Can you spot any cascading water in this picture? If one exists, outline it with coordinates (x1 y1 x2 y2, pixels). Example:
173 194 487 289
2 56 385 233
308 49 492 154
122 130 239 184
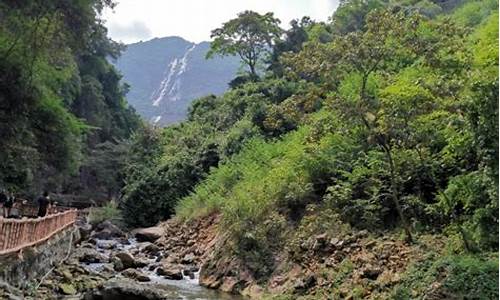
150 44 197 124
81 237 241 300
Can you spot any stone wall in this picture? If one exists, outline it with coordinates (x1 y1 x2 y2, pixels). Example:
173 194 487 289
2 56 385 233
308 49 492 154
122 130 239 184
0 226 80 289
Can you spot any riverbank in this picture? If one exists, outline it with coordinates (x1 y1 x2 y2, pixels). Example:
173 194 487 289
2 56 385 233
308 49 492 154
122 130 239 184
147 212 498 299
0 217 241 299
0 211 496 299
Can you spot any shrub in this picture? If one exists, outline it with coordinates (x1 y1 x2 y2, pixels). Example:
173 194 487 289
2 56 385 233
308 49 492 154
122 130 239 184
88 200 123 227
393 253 499 299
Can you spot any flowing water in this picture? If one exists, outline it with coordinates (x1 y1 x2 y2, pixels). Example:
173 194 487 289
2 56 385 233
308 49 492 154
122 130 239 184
81 238 242 300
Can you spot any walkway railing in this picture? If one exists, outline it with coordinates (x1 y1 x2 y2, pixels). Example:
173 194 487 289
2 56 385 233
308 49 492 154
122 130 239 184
0 209 77 255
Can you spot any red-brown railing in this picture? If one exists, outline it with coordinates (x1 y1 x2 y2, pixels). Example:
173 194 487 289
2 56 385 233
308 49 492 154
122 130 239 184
17 204 74 218
0 209 77 255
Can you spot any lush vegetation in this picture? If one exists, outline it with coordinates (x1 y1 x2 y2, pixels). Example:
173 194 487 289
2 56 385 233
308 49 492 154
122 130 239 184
121 0 498 296
0 0 141 199
124 0 498 242
3 0 495 297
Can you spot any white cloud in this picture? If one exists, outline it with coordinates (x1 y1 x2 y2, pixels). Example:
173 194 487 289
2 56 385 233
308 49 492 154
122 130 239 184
102 0 339 44
107 20 152 42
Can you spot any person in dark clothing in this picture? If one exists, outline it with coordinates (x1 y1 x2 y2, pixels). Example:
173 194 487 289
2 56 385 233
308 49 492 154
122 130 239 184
37 191 51 217
3 193 13 218
0 190 7 217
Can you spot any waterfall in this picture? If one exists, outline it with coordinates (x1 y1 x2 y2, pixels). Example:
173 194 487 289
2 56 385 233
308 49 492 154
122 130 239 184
151 44 196 107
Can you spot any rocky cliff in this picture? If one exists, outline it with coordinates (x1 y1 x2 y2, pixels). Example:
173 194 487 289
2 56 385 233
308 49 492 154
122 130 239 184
113 36 240 125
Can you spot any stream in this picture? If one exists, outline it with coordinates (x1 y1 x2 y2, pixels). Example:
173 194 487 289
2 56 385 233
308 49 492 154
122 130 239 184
80 237 242 300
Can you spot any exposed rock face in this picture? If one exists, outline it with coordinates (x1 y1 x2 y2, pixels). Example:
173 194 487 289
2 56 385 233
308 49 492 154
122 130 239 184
133 227 164 242
146 212 444 299
113 37 240 125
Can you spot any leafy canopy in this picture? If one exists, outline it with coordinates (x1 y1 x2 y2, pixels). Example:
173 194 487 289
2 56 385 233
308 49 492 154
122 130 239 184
207 10 283 77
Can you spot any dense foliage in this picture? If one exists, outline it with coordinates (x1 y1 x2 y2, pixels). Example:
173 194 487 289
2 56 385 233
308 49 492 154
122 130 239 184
3 0 496 296
124 0 498 255
0 0 141 198
122 8 498 295
207 10 283 77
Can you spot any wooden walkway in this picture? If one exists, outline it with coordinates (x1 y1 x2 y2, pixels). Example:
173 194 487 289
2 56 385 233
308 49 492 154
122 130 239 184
0 209 77 255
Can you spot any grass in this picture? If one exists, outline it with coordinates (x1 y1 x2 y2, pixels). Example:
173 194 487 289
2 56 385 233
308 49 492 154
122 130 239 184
87 200 124 227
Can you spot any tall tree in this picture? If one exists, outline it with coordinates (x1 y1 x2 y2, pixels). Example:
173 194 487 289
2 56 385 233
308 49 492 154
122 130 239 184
207 10 282 78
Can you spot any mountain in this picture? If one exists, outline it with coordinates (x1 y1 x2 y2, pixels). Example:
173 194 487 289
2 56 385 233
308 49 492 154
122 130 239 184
113 36 240 125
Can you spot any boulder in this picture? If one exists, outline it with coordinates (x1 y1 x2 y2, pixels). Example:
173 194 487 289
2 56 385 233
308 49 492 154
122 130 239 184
80 242 94 249
79 223 93 241
83 279 169 300
122 269 151 282
315 233 328 243
97 240 118 250
183 269 195 279
181 253 195 264
115 251 136 269
293 274 317 293
143 243 161 255
91 221 125 240
76 248 107 264
183 265 199 273
134 258 149 268
133 227 163 242
360 266 382 280
156 263 183 280
59 283 77 295
111 257 125 272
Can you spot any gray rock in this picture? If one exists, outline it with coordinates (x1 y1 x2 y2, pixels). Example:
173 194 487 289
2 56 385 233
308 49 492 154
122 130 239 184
76 248 107 264
79 223 93 241
122 269 151 282
156 263 183 280
144 243 161 254
97 240 118 250
181 253 195 264
83 279 175 300
91 221 125 240
133 227 164 242
111 257 125 272
115 251 136 269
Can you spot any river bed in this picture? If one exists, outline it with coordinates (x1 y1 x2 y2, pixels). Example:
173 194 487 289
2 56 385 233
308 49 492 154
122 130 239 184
80 237 242 300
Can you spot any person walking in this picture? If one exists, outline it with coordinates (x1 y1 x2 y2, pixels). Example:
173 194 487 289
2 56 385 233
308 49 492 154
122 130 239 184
37 191 51 217
3 192 14 218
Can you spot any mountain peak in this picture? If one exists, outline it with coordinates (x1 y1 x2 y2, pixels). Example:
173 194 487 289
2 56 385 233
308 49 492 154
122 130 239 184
115 37 240 125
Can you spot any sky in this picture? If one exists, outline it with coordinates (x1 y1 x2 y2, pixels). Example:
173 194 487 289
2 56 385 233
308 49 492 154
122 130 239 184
102 0 339 44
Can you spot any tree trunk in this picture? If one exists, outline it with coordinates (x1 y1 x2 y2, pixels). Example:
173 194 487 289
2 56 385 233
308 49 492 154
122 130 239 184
249 63 257 78
383 144 413 243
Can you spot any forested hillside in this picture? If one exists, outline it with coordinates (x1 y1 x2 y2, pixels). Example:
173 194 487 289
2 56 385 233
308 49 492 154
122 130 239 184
0 0 497 298
0 0 141 200
120 0 498 298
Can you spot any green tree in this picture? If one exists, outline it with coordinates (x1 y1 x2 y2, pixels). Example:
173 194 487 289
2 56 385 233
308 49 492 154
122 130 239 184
207 10 282 78
268 17 312 76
